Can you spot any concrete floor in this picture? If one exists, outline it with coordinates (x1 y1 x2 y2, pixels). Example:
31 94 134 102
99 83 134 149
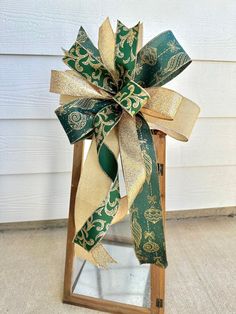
0 216 235 314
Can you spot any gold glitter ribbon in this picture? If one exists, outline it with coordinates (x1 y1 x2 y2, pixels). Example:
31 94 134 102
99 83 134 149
50 18 200 267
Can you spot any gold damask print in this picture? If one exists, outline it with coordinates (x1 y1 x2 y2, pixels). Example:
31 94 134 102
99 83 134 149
115 21 139 87
147 194 157 205
135 63 143 75
134 30 191 89
130 205 138 215
131 217 143 247
63 43 116 93
74 176 120 251
131 115 167 267
68 111 87 130
163 52 189 74
74 217 96 249
116 22 139 50
144 207 162 224
127 30 136 46
53 20 197 269
153 256 164 267
144 231 155 240
93 104 121 151
76 27 87 44
143 240 160 253
93 219 106 232
135 115 143 129
104 179 120 216
113 80 149 116
140 47 158 65
76 26 101 61
75 98 98 110
167 40 181 53
135 249 148 263
142 149 152 183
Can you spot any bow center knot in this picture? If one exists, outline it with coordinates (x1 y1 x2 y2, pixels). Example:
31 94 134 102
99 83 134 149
113 80 150 116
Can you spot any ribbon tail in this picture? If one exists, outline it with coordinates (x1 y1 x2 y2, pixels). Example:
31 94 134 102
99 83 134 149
118 111 146 208
98 17 117 81
130 114 168 268
73 129 119 267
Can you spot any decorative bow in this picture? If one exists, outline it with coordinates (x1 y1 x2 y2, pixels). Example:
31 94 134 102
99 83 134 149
50 18 200 268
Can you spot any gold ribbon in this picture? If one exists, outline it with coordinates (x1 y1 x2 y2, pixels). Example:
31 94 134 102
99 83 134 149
51 71 199 140
50 18 200 267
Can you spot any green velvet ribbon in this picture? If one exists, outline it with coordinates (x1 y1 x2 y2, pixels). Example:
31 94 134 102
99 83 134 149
56 21 191 268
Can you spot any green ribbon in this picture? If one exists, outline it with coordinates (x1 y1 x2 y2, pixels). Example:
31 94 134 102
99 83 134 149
131 114 166 266
56 20 191 268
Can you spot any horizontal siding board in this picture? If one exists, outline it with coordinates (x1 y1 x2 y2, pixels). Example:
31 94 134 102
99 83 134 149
166 118 236 168
0 1 235 60
0 1 235 222
0 120 73 175
0 118 235 175
1 166 235 222
0 56 236 119
166 61 236 118
0 55 65 119
0 172 71 222
167 166 236 210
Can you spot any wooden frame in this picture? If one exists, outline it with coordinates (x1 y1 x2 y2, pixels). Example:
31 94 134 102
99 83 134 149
63 130 166 314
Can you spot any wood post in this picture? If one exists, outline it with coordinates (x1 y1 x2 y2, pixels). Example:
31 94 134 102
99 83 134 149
63 131 166 314
63 141 84 300
151 130 166 314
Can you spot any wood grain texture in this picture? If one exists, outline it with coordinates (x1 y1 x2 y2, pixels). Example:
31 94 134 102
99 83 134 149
64 141 84 303
151 131 166 314
62 132 165 314
0 1 236 60
0 118 235 175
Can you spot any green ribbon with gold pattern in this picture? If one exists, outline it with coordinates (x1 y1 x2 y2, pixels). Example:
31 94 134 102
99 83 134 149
51 19 199 269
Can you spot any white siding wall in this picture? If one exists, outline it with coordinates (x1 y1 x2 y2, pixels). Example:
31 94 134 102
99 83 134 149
0 0 236 222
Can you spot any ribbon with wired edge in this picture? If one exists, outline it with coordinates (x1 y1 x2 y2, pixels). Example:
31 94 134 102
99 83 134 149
50 18 200 268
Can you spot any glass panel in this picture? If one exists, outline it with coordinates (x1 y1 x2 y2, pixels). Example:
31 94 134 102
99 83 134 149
72 220 151 308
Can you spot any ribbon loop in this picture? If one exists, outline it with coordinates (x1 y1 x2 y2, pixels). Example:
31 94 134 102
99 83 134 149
63 42 117 94
135 30 191 87
98 18 117 80
113 80 150 116
55 98 111 143
115 21 140 88
74 105 122 252
94 104 122 179
77 26 101 60
50 18 200 269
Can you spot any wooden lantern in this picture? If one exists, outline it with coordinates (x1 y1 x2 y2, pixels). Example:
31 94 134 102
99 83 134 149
62 130 166 314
